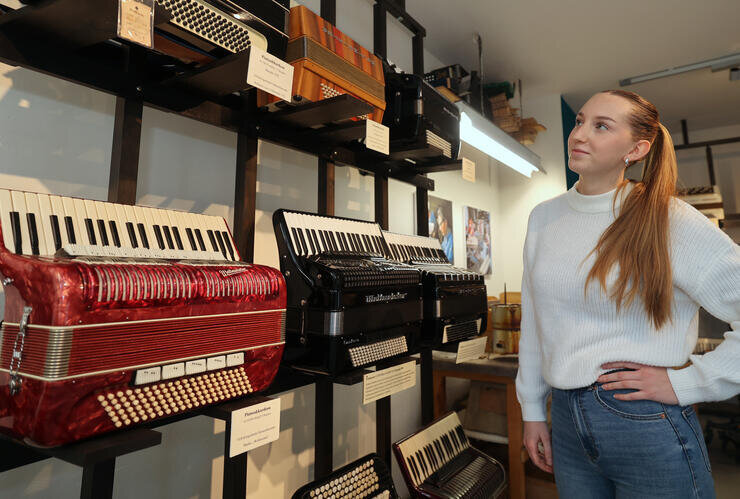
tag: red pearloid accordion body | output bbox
[0,190,286,446]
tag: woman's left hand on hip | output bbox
[597,362,679,405]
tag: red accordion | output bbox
[0,189,286,446]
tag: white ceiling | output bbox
[406,0,740,133]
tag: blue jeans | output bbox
[551,381,715,499]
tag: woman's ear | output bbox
[628,139,652,163]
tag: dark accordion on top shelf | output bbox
[257,5,386,123]
[382,231,486,348]
[152,0,290,63]
[0,189,286,446]
[292,453,398,499]
[394,412,507,499]
[273,210,422,376]
[382,64,461,167]
[10,0,289,69]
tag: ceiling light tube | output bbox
[455,101,542,177]
[620,52,740,86]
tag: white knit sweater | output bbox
[515,182,740,421]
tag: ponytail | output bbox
[585,92,677,329]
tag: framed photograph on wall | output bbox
[428,195,454,262]
[463,205,492,275]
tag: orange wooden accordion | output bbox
[257,5,385,123]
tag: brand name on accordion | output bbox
[365,292,407,303]
[219,269,249,277]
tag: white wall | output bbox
[625,123,740,242]
[0,1,568,498]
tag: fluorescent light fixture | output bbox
[455,100,542,177]
[620,52,740,86]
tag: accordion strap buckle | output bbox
[8,306,32,396]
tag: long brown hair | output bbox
[585,90,677,329]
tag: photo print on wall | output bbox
[428,195,454,262]
[463,205,492,275]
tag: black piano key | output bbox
[194,228,206,251]
[431,440,442,465]
[329,231,339,251]
[363,234,372,252]
[408,456,420,483]
[96,219,110,246]
[153,225,166,250]
[185,228,197,251]
[50,215,62,251]
[336,232,346,251]
[126,222,139,248]
[221,231,235,260]
[10,212,22,253]
[137,223,149,249]
[162,225,175,250]
[26,213,39,255]
[349,233,359,251]
[206,229,219,252]
[305,229,316,254]
[64,216,76,244]
[449,430,460,451]
[310,229,321,252]
[84,218,97,245]
[318,230,328,251]
[172,227,184,250]
[424,446,435,470]
[415,450,427,476]
[296,228,309,255]
[214,230,228,259]
[290,228,302,255]
[108,220,121,247]
[355,234,364,252]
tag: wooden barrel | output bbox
[491,304,521,354]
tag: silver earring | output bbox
[624,158,629,165]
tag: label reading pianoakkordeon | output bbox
[462,157,476,183]
[362,360,416,405]
[229,397,281,457]
[247,47,294,102]
[365,119,390,155]
[455,336,487,364]
[117,0,154,48]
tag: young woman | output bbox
[515,90,739,498]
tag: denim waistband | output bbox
[554,368,637,393]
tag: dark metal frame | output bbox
[0,0,440,496]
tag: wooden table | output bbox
[432,351,526,499]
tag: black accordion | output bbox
[273,210,423,375]
[394,412,507,499]
[383,69,461,166]
[292,453,398,499]
[383,231,486,348]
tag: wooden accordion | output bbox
[257,5,385,123]
[0,189,286,446]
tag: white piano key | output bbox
[10,190,32,255]
[171,210,197,260]
[74,198,99,255]
[202,214,229,260]
[218,218,239,261]
[61,197,81,246]
[36,194,59,255]
[139,206,165,258]
[82,199,104,255]
[180,211,206,258]
[123,205,148,258]
[24,192,49,256]
[160,209,187,260]
[0,189,16,253]
[91,200,115,256]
